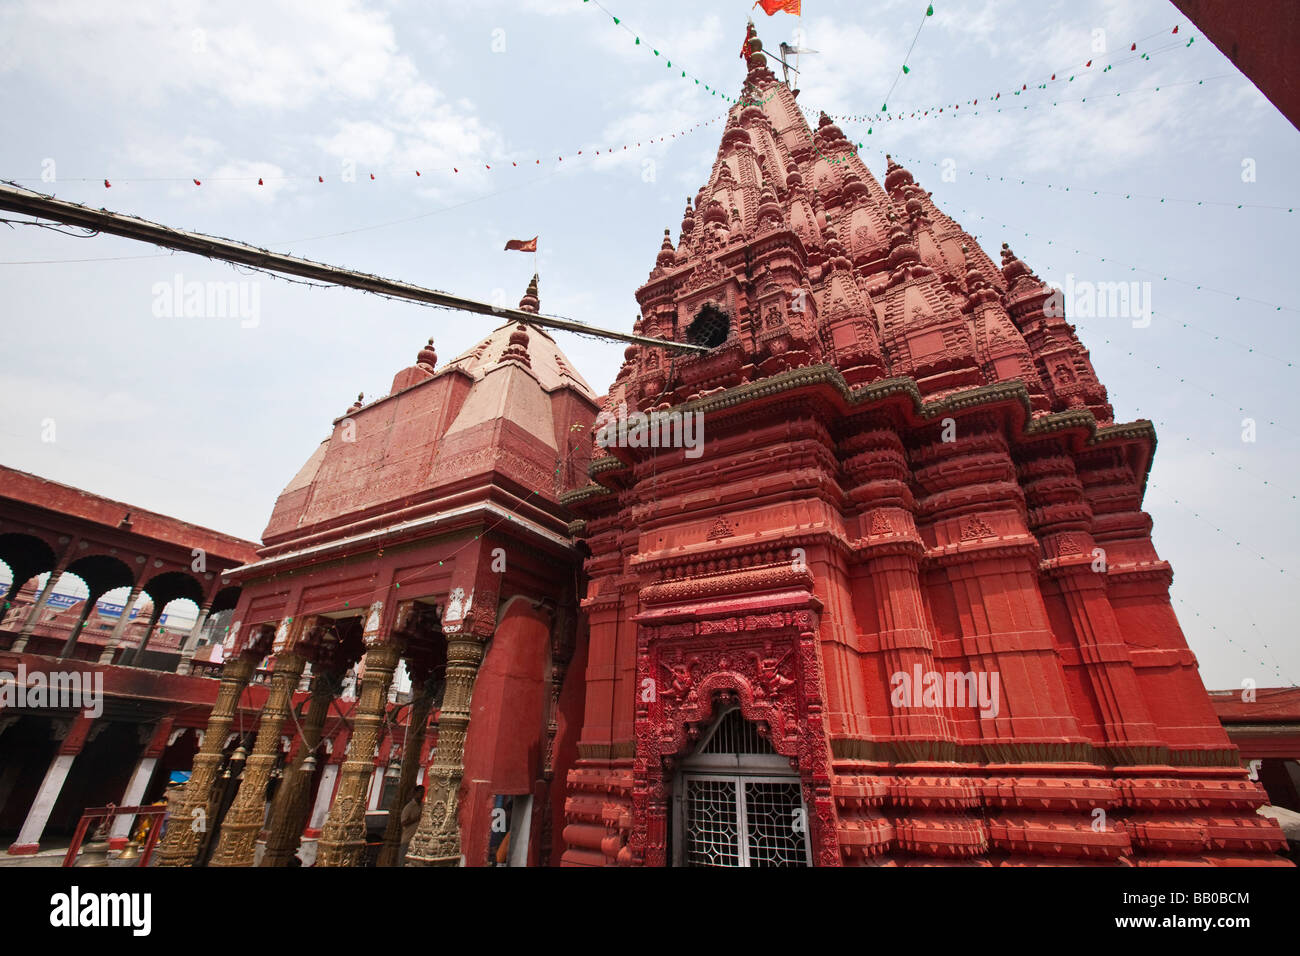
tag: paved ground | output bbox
[0,841,144,867]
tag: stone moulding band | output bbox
[573,363,1156,492]
[224,499,574,582]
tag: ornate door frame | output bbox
[629,603,839,867]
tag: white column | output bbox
[8,752,76,853]
[108,756,158,843]
[11,572,62,652]
[98,585,142,665]
[367,766,385,810]
[308,764,340,831]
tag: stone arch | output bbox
[0,532,58,627]
[50,553,135,658]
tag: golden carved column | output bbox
[155,654,256,866]
[316,622,402,868]
[376,669,436,867]
[209,646,308,867]
[260,664,343,866]
[405,629,486,867]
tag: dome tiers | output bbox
[260,278,597,553]
[623,22,1110,425]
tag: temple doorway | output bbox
[671,706,810,867]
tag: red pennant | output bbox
[369,173,375,179]
[1022,84,1026,90]
[453,167,458,173]
[318,176,323,182]
[193,178,201,185]
[995,92,1000,99]
[1130,42,1136,50]
[257,177,263,185]
[485,165,490,169]
[1050,73,1056,80]
[103,179,111,188]
[1172,25,1179,34]
[416,170,420,176]
[1085,59,1092,67]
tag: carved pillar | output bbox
[155,654,256,866]
[261,663,341,866]
[210,647,307,866]
[317,614,402,867]
[405,628,488,867]
[376,672,435,867]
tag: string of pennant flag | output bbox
[822,72,1236,140]
[585,0,737,103]
[830,24,1192,128]
[888,152,1297,216]
[7,114,726,190]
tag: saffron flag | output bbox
[741,21,757,61]
[504,237,537,252]
[753,0,801,15]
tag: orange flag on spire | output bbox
[741,20,757,60]
[504,237,537,252]
[754,0,801,15]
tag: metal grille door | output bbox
[684,778,741,867]
[681,774,809,867]
[743,781,807,866]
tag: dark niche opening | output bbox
[686,304,730,349]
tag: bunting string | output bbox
[813,71,1234,138]
[890,152,1296,215]
[3,114,725,191]
[845,23,1190,122]
[1172,593,1293,685]
[877,2,936,113]
[585,0,735,102]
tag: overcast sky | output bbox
[0,0,1296,689]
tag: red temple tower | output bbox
[559,28,1288,866]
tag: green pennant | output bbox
[902,64,910,74]
[926,4,934,13]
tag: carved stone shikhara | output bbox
[556,25,1287,867]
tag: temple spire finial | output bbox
[518,273,540,314]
